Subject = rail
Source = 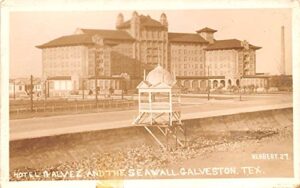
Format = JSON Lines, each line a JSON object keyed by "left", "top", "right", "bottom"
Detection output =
{"left": 10, "top": 100, "right": 137, "bottom": 116}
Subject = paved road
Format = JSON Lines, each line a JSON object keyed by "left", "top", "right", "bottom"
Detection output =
{"left": 10, "top": 94, "right": 292, "bottom": 140}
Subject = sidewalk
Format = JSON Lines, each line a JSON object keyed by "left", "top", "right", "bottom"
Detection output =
{"left": 182, "top": 92, "right": 292, "bottom": 98}
{"left": 10, "top": 101, "right": 292, "bottom": 141}
{"left": 184, "top": 103, "right": 292, "bottom": 120}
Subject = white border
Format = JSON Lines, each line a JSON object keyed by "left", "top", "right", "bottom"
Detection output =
{"left": 292, "top": 1, "right": 300, "bottom": 185}
{"left": 1, "top": 0, "right": 299, "bottom": 188}
{"left": 1, "top": 1, "right": 10, "bottom": 187}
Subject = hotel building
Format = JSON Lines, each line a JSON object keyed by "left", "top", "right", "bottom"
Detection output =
{"left": 37, "top": 11, "right": 266, "bottom": 95}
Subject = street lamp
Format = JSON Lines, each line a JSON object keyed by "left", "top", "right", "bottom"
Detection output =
{"left": 30, "top": 75, "right": 34, "bottom": 112}
{"left": 94, "top": 46, "right": 103, "bottom": 105}
{"left": 82, "top": 78, "right": 86, "bottom": 100}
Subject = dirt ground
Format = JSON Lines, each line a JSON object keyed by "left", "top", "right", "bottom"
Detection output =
{"left": 176, "top": 126, "right": 293, "bottom": 178}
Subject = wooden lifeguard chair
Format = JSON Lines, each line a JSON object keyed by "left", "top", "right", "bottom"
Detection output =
{"left": 133, "top": 64, "right": 186, "bottom": 149}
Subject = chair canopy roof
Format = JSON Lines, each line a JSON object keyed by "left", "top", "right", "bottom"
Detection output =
{"left": 137, "top": 64, "right": 178, "bottom": 90}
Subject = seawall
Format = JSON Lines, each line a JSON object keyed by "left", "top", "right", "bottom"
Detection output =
{"left": 10, "top": 107, "right": 293, "bottom": 170}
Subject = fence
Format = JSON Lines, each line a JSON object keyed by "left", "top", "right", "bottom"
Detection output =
{"left": 10, "top": 99, "right": 137, "bottom": 117}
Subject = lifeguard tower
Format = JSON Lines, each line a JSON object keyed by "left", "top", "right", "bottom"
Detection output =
{"left": 133, "top": 64, "right": 186, "bottom": 149}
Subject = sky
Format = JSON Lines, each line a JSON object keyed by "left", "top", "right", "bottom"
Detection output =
{"left": 9, "top": 9, "right": 292, "bottom": 78}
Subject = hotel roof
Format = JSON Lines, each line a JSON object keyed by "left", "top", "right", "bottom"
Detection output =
{"left": 205, "top": 39, "right": 261, "bottom": 50}
{"left": 36, "top": 34, "right": 94, "bottom": 48}
{"left": 36, "top": 29, "right": 134, "bottom": 48}
{"left": 168, "top": 32, "right": 208, "bottom": 43}
{"left": 80, "top": 29, "right": 134, "bottom": 40}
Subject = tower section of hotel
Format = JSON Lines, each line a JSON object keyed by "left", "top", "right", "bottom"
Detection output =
{"left": 116, "top": 11, "right": 169, "bottom": 72}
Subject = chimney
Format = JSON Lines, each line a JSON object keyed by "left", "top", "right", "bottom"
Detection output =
{"left": 280, "top": 25, "right": 286, "bottom": 75}
{"left": 116, "top": 13, "right": 124, "bottom": 29}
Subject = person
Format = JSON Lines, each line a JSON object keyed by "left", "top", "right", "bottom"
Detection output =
{"left": 109, "top": 87, "right": 114, "bottom": 96}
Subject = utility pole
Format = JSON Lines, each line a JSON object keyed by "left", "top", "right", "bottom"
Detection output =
{"left": 95, "top": 48, "right": 99, "bottom": 106}
{"left": 239, "top": 58, "right": 244, "bottom": 101}
{"left": 239, "top": 75, "right": 242, "bottom": 101}
{"left": 30, "top": 75, "right": 33, "bottom": 112}
{"left": 13, "top": 79, "right": 16, "bottom": 100}
{"left": 44, "top": 79, "right": 47, "bottom": 112}
{"left": 207, "top": 65, "right": 210, "bottom": 101}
